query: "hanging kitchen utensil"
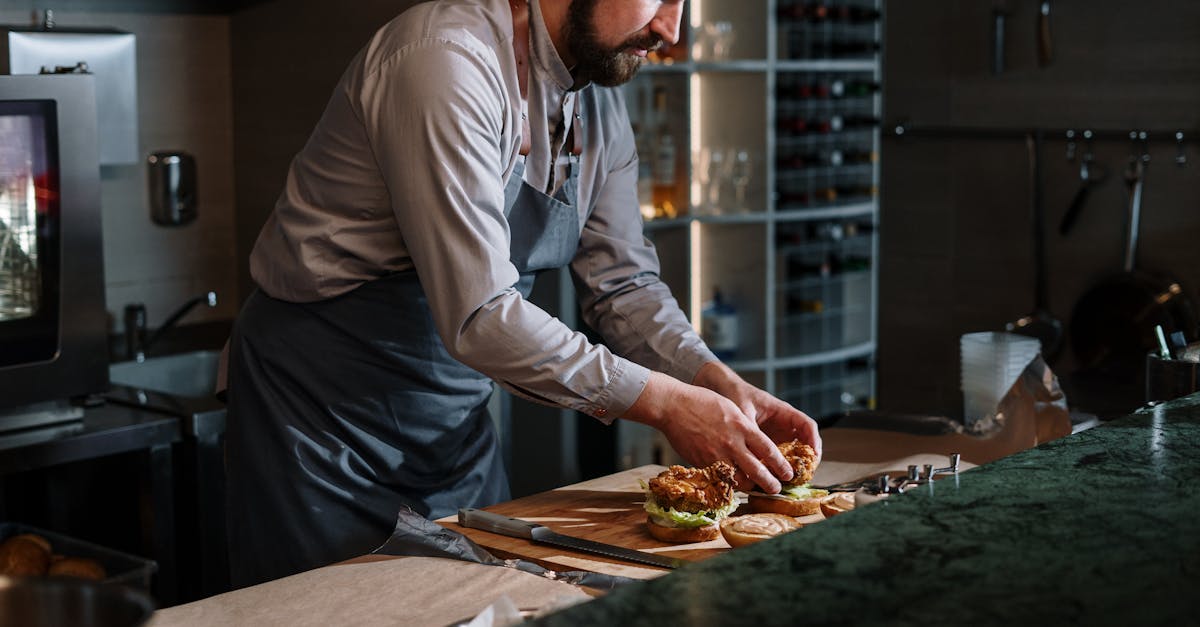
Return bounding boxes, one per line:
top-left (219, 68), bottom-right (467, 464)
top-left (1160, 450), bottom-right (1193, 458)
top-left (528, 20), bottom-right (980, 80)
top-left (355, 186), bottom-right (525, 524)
top-left (991, 0), bottom-right (1009, 75)
top-left (1037, 0), bottom-right (1053, 67)
top-left (1007, 131), bottom-right (1064, 361)
top-left (1059, 130), bottom-right (1109, 236)
top-left (1069, 133), bottom-right (1198, 369)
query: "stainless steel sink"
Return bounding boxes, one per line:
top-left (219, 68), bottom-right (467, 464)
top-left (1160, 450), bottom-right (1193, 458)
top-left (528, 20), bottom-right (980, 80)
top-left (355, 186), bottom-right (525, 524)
top-left (106, 350), bottom-right (225, 438)
top-left (109, 349), bottom-right (221, 399)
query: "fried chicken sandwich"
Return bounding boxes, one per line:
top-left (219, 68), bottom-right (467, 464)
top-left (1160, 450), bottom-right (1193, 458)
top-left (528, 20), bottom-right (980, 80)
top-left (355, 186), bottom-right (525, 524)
top-left (642, 461), bottom-right (739, 543)
top-left (748, 440), bottom-right (829, 516)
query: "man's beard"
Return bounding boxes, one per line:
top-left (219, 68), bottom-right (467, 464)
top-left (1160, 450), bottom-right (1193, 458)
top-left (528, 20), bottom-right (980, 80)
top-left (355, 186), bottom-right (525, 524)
top-left (565, 0), bottom-right (660, 86)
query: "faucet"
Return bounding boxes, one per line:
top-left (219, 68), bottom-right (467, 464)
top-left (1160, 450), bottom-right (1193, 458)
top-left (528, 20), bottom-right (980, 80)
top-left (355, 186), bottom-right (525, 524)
top-left (124, 291), bottom-right (217, 362)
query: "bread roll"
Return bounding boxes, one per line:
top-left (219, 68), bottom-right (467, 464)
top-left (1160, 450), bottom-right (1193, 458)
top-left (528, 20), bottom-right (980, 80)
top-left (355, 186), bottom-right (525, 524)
top-left (719, 513), bottom-right (802, 548)
top-left (0, 536), bottom-right (51, 576)
top-left (10, 534), bottom-right (51, 554)
top-left (48, 557), bottom-right (107, 581)
top-left (819, 492), bottom-right (855, 518)
top-left (747, 493), bottom-right (822, 516)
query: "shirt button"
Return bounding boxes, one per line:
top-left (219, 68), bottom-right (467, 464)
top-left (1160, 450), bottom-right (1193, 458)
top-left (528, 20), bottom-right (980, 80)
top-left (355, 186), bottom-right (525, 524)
top-left (594, 408), bottom-right (608, 418)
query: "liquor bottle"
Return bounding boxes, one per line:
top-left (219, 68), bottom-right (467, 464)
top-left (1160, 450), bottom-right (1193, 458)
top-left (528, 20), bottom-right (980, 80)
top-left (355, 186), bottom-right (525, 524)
top-left (650, 86), bottom-right (681, 219)
top-left (632, 85), bottom-right (655, 220)
top-left (700, 287), bottom-right (739, 360)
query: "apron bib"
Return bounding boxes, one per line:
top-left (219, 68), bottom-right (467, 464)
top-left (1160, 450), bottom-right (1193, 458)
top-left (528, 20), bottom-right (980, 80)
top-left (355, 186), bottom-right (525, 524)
top-left (225, 156), bottom-right (581, 587)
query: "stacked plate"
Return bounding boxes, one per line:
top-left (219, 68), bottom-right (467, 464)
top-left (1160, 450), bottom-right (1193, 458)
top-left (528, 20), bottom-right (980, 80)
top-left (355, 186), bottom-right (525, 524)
top-left (960, 332), bottom-right (1041, 425)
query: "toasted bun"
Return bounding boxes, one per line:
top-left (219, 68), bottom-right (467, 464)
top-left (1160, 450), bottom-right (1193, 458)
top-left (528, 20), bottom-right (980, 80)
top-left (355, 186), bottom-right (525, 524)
top-left (0, 536), bottom-right (51, 576)
top-left (646, 516), bottom-right (720, 543)
top-left (819, 492), bottom-right (856, 518)
top-left (48, 557), bottom-right (107, 581)
top-left (748, 493), bottom-right (823, 517)
top-left (719, 513), bottom-right (802, 548)
top-left (10, 533), bottom-right (51, 554)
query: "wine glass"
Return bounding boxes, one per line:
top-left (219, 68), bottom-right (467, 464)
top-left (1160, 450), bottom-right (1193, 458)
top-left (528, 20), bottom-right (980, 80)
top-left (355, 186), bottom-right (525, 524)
top-left (705, 147), bottom-right (729, 214)
top-left (731, 149), bottom-right (754, 213)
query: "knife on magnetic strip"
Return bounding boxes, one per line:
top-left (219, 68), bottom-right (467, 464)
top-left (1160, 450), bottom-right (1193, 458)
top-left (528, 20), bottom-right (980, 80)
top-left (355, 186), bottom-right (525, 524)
top-left (458, 508), bottom-right (687, 570)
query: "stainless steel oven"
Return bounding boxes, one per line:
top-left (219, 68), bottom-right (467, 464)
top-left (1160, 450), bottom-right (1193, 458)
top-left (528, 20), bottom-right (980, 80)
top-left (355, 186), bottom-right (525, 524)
top-left (0, 74), bottom-right (106, 428)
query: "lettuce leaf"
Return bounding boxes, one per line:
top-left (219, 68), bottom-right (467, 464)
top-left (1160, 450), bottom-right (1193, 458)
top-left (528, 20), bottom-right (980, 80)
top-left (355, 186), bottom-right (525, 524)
top-left (778, 484), bottom-right (830, 500)
top-left (640, 480), bottom-right (738, 528)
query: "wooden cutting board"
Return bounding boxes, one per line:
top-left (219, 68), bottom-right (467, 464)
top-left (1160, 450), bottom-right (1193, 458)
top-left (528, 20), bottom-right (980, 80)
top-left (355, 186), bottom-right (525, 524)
top-left (436, 465), bottom-right (827, 580)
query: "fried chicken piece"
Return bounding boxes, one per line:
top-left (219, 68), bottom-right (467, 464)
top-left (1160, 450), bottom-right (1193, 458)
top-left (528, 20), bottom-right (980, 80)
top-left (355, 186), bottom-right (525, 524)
top-left (648, 461), bottom-right (737, 513)
top-left (779, 440), bottom-right (818, 487)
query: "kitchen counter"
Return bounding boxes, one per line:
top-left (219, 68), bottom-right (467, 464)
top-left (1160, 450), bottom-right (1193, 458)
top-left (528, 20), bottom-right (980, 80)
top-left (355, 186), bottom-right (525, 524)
top-left (533, 393), bottom-right (1200, 626)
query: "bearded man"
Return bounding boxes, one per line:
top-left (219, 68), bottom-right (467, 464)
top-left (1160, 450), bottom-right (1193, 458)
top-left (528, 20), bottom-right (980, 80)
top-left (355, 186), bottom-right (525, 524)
top-left (224, 0), bottom-right (820, 587)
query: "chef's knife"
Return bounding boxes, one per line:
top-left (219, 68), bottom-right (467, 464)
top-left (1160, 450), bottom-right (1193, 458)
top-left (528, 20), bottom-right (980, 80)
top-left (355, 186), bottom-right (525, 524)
top-left (458, 508), bottom-right (687, 570)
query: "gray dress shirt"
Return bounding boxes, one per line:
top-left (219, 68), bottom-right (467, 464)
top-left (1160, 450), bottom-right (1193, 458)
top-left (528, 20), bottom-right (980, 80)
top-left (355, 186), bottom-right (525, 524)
top-left (248, 0), bottom-right (715, 420)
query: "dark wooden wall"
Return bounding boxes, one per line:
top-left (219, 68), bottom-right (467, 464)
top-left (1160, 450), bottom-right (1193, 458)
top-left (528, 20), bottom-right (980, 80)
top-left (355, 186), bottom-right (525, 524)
top-left (878, 0), bottom-right (1200, 419)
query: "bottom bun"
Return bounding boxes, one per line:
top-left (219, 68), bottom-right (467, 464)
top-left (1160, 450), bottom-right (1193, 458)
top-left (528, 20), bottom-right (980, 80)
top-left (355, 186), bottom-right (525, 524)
top-left (748, 493), bottom-right (822, 517)
top-left (646, 517), bottom-right (720, 543)
top-left (819, 492), bottom-right (856, 518)
top-left (719, 513), bottom-right (802, 548)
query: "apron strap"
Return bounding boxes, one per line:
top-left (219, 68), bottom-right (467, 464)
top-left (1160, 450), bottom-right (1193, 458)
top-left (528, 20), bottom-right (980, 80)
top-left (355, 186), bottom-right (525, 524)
top-left (509, 0), bottom-right (582, 158)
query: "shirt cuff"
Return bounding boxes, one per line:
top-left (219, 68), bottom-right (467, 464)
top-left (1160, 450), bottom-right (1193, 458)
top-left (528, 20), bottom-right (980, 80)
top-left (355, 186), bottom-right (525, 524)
top-left (586, 358), bottom-right (651, 425)
top-left (669, 345), bottom-right (720, 386)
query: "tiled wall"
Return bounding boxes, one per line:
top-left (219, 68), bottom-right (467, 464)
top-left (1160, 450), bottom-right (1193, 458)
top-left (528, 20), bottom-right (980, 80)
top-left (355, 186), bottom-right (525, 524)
top-left (878, 0), bottom-right (1200, 418)
top-left (0, 8), bottom-right (238, 332)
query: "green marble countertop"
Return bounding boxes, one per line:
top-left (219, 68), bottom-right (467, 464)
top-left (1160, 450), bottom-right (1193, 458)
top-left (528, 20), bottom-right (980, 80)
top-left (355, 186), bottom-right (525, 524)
top-left (535, 394), bottom-right (1200, 626)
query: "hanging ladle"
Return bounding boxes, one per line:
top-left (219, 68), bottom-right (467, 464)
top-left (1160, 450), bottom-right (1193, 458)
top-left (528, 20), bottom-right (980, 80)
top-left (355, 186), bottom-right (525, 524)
top-left (1058, 130), bottom-right (1109, 236)
top-left (1007, 131), bottom-right (1064, 361)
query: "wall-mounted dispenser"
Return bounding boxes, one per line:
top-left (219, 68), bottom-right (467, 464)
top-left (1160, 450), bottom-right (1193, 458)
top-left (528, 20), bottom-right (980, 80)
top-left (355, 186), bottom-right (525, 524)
top-left (147, 151), bottom-right (197, 226)
top-left (1, 12), bottom-right (138, 165)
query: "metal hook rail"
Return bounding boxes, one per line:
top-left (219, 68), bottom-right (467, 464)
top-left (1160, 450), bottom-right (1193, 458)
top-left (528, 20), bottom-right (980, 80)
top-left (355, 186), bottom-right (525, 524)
top-left (885, 121), bottom-right (1198, 145)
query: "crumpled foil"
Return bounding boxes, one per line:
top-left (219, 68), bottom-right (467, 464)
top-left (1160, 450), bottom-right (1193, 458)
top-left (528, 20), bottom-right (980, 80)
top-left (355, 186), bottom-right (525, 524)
top-left (966, 353), bottom-right (1071, 442)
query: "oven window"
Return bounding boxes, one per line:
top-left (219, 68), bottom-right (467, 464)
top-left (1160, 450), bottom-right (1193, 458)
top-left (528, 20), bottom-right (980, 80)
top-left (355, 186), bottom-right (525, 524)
top-left (0, 100), bottom-right (60, 367)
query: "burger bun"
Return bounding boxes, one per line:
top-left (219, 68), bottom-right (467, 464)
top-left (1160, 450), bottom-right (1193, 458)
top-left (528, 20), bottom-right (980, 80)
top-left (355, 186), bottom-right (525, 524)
top-left (646, 517), bottom-right (720, 543)
top-left (719, 513), bottom-right (802, 548)
top-left (748, 492), bottom-right (823, 517)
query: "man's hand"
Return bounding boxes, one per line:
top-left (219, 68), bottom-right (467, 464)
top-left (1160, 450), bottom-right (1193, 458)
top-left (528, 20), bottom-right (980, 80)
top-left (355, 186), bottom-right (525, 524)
top-left (622, 372), bottom-right (794, 493)
top-left (692, 361), bottom-right (823, 463)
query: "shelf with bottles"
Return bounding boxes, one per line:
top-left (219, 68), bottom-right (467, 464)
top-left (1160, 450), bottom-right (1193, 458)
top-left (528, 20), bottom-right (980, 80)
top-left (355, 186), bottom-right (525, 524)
top-left (696, 222), bottom-right (767, 363)
top-left (623, 73), bottom-right (690, 222)
top-left (775, 218), bottom-right (875, 257)
top-left (776, 281), bottom-right (871, 356)
top-left (776, 355), bottom-right (875, 420)
top-left (776, 0), bottom-right (881, 62)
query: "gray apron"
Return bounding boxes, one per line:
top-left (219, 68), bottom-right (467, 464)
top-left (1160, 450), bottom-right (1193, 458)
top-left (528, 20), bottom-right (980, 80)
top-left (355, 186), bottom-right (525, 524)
top-left (224, 156), bottom-right (581, 588)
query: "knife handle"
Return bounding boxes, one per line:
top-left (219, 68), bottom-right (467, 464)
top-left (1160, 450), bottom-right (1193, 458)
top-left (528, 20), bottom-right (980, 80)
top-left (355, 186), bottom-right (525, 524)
top-left (458, 508), bottom-right (540, 539)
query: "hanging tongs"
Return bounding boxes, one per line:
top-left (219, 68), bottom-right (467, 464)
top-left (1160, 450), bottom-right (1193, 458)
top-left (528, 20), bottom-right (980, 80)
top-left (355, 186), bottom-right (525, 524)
top-left (1059, 130), bottom-right (1109, 236)
top-left (1122, 132), bottom-right (1150, 273)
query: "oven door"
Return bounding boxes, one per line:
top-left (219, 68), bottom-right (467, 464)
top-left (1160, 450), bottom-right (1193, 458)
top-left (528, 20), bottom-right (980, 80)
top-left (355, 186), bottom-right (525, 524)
top-left (0, 100), bottom-right (60, 368)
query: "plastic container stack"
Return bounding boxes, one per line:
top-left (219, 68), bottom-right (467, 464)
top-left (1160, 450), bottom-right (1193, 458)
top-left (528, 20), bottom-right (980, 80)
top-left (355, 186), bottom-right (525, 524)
top-left (960, 332), bottom-right (1041, 426)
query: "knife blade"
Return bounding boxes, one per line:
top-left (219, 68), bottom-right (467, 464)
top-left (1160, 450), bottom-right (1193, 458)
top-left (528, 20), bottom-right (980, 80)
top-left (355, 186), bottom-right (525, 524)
top-left (458, 508), bottom-right (687, 570)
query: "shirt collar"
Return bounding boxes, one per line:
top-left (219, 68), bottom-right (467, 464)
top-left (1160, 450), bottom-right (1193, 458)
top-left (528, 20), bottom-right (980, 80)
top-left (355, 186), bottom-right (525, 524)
top-left (528, 0), bottom-right (584, 91)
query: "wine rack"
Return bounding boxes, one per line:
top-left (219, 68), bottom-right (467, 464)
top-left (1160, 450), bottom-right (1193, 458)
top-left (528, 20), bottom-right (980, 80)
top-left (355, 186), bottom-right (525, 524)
top-left (610, 0), bottom-right (881, 468)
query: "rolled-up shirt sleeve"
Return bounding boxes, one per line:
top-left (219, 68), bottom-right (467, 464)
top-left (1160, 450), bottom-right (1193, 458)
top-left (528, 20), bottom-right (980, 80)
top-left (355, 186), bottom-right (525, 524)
top-left (359, 39), bottom-right (650, 421)
top-left (570, 92), bottom-right (717, 386)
